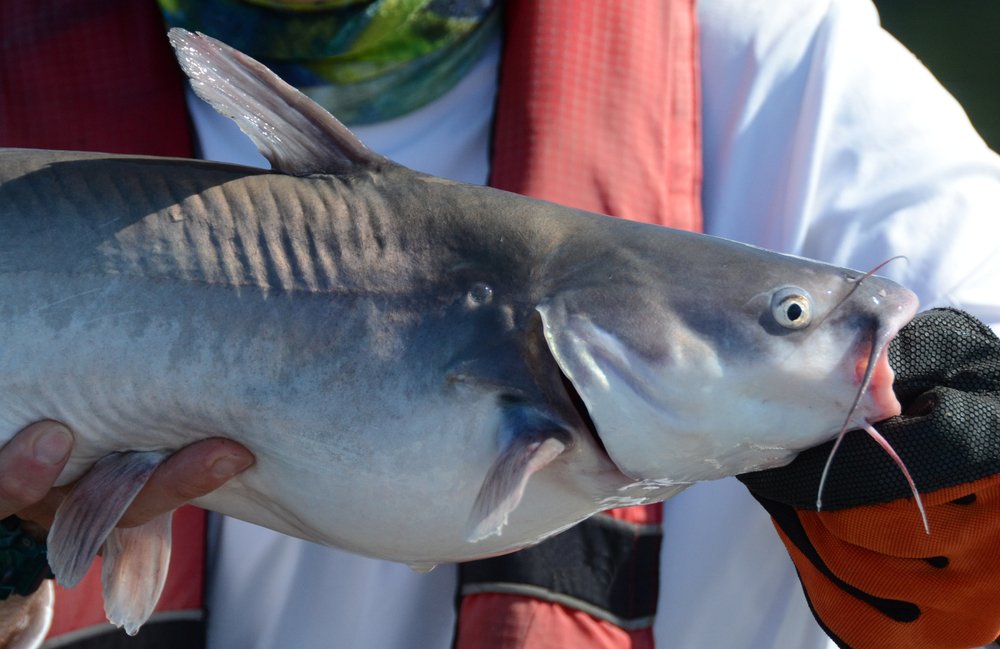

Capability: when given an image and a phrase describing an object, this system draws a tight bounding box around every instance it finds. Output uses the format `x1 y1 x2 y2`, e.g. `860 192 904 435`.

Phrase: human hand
740 309 1000 648
2 420 254 535
0 420 254 638
0 421 74 524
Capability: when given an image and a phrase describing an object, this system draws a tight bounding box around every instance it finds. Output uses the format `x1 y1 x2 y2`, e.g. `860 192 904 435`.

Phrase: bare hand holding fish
0 422 252 647
2 424 253 531
0 422 73 523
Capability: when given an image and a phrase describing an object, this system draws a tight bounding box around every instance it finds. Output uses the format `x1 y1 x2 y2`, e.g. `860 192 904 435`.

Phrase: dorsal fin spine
167 28 390 177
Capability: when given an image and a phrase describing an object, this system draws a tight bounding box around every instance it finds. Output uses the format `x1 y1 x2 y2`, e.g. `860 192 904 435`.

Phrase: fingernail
210 453 253 479
33 425 73 465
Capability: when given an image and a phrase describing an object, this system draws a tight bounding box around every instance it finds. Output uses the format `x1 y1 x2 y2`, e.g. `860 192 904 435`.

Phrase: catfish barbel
0 30 918 643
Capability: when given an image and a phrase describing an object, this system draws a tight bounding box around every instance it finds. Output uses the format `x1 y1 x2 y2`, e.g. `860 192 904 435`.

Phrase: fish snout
853 282 919 424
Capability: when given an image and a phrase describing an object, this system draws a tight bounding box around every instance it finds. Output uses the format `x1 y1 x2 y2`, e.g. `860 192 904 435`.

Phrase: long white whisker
817 255 926 532
850 255 908 284
817 327 883 511
861 422 929 534
815 424 847 512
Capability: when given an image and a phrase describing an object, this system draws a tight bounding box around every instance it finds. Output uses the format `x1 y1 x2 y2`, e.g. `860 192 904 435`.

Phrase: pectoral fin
467 406 571 542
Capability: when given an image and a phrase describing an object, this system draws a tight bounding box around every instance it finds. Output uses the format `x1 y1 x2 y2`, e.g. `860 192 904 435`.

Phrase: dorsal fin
167 28 389 176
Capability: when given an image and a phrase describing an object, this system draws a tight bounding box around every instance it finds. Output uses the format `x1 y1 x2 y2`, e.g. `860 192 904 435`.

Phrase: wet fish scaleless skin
0 29 918 640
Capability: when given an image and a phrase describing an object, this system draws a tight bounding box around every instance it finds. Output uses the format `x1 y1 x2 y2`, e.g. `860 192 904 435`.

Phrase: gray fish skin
0 144 624 562
0 145 915 558
0 148 638 560
0 29 919 638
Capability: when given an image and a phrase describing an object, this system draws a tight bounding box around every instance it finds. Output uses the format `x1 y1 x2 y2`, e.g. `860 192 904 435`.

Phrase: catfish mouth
851 295 919 426
859 340 902 421
839 264 920 427
818 302 926 530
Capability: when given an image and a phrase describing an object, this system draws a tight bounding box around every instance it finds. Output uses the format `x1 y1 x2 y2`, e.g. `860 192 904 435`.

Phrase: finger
0 421 73 519
116 438 254 528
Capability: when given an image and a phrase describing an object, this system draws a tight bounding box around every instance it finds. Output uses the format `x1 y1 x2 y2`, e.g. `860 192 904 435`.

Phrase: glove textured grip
760 475 1000 648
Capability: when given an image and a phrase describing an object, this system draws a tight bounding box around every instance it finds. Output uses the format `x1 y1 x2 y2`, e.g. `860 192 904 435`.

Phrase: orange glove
741 309 1000 648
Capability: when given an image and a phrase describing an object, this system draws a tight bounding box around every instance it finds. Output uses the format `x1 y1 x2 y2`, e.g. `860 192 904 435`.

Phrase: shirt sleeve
671 2 1000 648
698 0 1000 328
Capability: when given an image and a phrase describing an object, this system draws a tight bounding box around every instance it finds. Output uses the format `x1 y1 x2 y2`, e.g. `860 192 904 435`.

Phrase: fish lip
860 344 902 421
856 290 920 424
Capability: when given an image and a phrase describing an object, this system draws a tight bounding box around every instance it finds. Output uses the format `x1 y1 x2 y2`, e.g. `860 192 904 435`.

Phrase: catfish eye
771 287 812 329
467 282 493 307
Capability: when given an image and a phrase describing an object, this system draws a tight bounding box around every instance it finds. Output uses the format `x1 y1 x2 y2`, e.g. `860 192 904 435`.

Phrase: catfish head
534 218 919 485
167 28 919 538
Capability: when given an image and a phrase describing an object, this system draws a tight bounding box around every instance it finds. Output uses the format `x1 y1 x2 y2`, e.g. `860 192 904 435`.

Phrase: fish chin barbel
818 259 929 533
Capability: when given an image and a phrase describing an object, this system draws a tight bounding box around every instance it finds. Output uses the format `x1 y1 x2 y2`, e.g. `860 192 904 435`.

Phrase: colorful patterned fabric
159 0 500 124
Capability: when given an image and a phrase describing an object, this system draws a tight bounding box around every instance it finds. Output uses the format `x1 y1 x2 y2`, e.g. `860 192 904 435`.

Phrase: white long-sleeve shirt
189 1 1000 647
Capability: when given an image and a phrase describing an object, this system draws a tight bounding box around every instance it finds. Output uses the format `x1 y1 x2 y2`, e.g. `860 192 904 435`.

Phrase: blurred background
874 0 999 151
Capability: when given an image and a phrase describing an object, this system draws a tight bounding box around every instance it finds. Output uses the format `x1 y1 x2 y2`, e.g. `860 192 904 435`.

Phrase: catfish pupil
467 283 494 306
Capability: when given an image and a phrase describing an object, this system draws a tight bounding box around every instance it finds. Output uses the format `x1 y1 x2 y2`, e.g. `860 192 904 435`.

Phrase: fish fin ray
47 451 168 588
407 562 438 573
467 410 570 542
167 28 388 176
102 513 173 635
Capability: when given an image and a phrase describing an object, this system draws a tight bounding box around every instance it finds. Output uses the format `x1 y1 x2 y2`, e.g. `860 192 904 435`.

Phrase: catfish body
0 149 635 561
0 30 918 638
